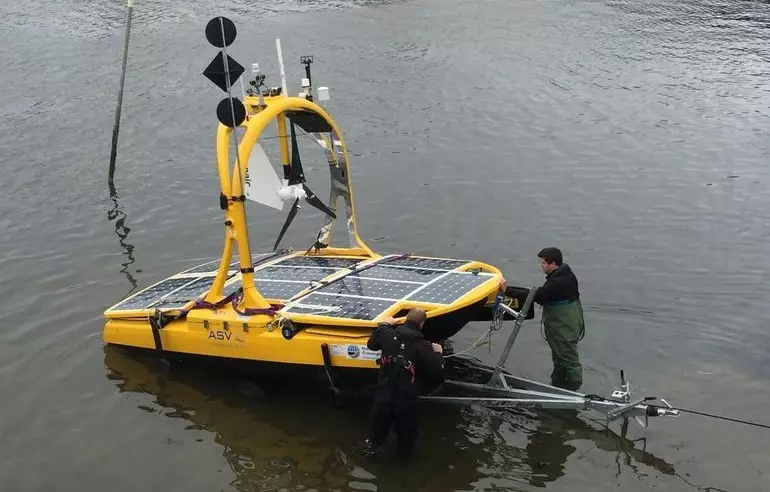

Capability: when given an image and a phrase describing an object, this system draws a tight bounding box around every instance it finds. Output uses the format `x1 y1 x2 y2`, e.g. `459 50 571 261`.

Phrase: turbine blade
288 120 305 186
273 198 300 250
302 183 337 219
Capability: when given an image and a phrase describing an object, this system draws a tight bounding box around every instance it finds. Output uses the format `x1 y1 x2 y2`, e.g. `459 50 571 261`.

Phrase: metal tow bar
421 286 680 428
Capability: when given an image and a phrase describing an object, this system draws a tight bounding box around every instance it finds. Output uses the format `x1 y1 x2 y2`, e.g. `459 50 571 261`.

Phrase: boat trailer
421 287 680 428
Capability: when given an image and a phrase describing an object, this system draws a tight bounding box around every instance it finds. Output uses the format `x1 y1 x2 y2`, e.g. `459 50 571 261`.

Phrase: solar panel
281 304 334 315
109 252 292 312
159 276 215 305
384 256 470 271
110 277 204 311
405 271 492 305
226 278 310 300
313 276 414 300
283 293 393 320
255 266 338 282
152 299 199 310
354 265 444 283
276 256 362 269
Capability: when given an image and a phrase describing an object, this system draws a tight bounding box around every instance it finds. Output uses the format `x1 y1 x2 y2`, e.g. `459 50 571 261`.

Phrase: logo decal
330 344 381 360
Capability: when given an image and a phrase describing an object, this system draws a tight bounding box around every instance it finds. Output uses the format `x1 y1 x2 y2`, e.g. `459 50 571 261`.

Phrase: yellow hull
103 316 378 369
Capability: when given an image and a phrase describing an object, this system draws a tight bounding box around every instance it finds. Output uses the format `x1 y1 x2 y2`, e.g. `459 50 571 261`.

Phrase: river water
1 0 769 490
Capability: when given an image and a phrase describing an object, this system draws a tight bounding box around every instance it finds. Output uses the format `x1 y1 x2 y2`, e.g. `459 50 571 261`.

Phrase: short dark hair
406 308 427 326
538 247 562 266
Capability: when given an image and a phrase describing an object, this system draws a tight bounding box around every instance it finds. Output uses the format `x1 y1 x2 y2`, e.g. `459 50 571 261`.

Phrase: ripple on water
1 0 770 491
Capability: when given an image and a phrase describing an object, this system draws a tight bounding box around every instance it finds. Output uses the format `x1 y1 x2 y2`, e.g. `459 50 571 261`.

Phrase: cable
443 329 492 359
672 407 770 430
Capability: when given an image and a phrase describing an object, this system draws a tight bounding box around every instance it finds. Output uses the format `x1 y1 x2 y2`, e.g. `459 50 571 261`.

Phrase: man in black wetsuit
532 247 585 391
360 308 446 459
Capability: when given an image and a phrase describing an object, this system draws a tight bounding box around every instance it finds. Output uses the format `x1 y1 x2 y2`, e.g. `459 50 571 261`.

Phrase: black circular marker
216 97 246 128
205 16 237 48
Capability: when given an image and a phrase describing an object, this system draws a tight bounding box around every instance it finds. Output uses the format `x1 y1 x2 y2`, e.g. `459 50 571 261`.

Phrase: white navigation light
317 86 329 102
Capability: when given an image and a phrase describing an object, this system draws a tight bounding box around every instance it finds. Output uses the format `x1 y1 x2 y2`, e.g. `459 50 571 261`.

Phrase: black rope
672 406 770 430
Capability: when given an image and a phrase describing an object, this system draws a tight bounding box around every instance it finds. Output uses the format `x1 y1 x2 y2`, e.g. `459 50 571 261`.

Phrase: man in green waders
532 247 585 391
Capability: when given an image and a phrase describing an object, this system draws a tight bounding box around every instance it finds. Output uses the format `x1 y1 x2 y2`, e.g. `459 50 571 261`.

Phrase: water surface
1 0 769 490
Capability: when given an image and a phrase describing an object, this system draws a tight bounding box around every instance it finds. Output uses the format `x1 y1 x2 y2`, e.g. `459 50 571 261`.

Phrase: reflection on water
106 183 139 297
104 347 684 491
105 347 351 491
524 411 676 485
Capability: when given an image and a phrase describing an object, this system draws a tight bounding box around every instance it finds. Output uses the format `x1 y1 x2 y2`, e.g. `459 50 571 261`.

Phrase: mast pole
108 0 136 186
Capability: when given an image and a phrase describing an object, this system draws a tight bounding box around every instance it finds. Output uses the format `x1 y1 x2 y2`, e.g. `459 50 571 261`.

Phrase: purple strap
192 290 240 311
231 296 284 317
188 289 283 317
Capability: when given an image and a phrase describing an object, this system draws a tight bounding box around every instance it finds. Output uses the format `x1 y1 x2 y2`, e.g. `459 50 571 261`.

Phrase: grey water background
1 0 769 490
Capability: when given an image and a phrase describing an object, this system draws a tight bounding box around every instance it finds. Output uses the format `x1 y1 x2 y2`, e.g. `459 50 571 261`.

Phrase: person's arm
417 343 445 386
533 276 569 305
367 318 397 350
367 326 384 351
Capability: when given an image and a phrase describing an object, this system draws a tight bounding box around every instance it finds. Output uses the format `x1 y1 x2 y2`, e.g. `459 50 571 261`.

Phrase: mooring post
108 0 136 186
486 286 537 387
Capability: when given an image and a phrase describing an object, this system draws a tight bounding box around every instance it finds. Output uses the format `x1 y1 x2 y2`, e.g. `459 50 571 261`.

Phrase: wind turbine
243 118 336 251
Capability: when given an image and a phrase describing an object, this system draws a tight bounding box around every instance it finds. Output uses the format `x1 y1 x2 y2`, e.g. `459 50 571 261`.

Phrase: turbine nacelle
277 184 307 202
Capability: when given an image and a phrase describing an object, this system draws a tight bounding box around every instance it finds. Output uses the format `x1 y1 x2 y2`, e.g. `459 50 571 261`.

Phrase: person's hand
378 316 399 325
497 276 507 292
431 343 443 354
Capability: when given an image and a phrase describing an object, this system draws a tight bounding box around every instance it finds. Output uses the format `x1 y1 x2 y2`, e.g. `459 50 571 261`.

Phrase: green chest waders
542 299 584 390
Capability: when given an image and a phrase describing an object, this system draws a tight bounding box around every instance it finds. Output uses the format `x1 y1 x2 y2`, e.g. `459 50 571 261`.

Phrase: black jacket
533 264 580 306
367 321 445 396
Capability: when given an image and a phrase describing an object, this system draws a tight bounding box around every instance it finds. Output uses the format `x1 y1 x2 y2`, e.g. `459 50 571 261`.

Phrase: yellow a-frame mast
205 95 376 309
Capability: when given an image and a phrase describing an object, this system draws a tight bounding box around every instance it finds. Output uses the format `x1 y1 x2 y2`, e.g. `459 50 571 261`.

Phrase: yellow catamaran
103 17 529 372
104 16 684 428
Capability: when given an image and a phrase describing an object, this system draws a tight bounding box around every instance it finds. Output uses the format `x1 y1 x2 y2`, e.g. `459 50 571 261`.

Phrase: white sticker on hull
329 344 381 360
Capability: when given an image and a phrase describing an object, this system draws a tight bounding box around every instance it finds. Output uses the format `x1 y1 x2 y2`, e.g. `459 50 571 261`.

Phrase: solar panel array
111 277 202 311
317 277 416 299
108 253 274 312
107 253 495 319
282 255 495 320
406 272 493 304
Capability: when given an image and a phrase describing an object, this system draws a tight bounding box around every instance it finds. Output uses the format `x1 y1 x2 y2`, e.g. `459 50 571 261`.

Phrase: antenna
250 62 266 107
276 38 288 97
300 55 313 101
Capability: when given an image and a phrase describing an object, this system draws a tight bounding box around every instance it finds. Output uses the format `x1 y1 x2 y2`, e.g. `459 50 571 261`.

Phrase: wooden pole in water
108 0 136 186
